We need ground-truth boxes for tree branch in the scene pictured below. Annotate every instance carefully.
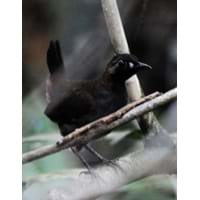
[23,88,177,164]
[101,0,166,134]
[23,133,176,200]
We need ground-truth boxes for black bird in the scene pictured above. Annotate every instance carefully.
[44,40,151,165]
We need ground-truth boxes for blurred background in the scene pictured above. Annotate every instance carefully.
[22,0,177,199]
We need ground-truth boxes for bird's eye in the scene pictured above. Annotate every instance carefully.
[118,60,124,66]
[129,62,134,68]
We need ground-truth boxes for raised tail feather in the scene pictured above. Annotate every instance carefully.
[47,40,63,74]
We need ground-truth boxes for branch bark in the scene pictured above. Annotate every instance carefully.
[23,88,177,164]
[101,0,166,134]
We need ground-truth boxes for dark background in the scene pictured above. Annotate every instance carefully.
[23,0,176,97]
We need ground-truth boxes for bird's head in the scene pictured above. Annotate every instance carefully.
[106,54,151,82]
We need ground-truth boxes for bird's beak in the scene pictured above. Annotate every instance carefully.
[137,62,152,70]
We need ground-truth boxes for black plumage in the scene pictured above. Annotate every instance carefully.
[45,40,151,136]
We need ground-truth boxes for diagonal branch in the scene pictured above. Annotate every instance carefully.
[101,0,166,134]
[23,88,177,164]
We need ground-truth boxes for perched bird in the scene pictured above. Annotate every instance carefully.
[45,40,151,138]
[44,40,151,167]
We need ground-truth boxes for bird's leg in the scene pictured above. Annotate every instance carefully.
[84,144,116,166]
[56,124,93,172]
[84,144,108,162]
[57,124,116,168]
[71,147,92,173]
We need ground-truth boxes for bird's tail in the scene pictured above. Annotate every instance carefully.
[47,40,64,74]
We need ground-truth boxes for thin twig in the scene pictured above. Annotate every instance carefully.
[23,88,177,164]
[101,0,166,134]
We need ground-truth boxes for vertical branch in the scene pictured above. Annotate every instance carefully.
[101,0,166,134]
[101,0,142,101]
[100,0,129,54]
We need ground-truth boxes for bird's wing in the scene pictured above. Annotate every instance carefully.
[44,88,95,123]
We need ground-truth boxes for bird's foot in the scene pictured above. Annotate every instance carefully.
[79,168,93,177]
[101,158,117,166]
[71,147,93,174]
